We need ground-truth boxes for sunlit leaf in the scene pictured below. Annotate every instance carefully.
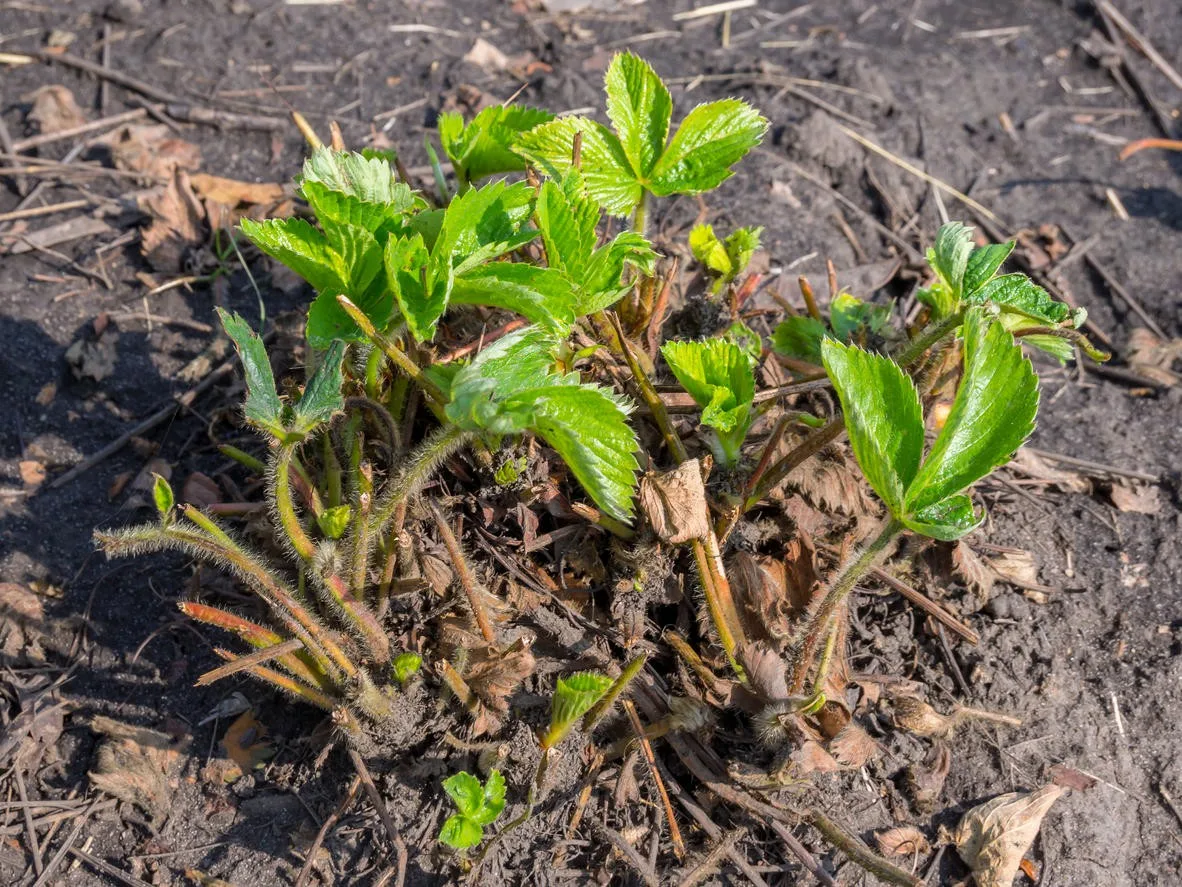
[604,52,673,179]
[648,99,767,196]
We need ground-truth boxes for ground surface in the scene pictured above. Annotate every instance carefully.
[1,0,1180,885]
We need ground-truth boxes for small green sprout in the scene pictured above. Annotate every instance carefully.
[391,651,423,686]
[514,52,767,231]
[689,223,763,296]
[437,105,554,189]
[661,338,757,468]
[541,672,613,750]
[439,769,506,850]
[315,505,352,540]
[151,474,174,519]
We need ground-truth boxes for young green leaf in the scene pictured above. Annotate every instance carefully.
[900,494,982,541]
[439,815,483,850]
[450,263,577,334]
[661,339,755,434]
[928,221,974,297]
[772,315,829,365]
[290,340,347,436]
[443,771,484,817]
[689,224,731,277]
[438,769,506,850]
[820,338,924,516]
[604,52,673,180]
[438,105,555,183]
[238,218,344,297]
[385,234,447,343]
[648,99,767,196]
[152,474,174,517]
[514,117,642,217]
[301,179,419,238]
[316,505,352,539]
[962,240,1014,296]
[967,274,1072,325]
[544,672,613,748]
[301,147,403,204]
[217,309,285,436]
[392,651,423,685]
[904,310,1038,514]
[434,179,536,274]
[724,225,762,273]
[829,293,890,343]
[471,770,506,826]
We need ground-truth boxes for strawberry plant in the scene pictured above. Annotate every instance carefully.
[689,223,763,297]
[439,769,506,850]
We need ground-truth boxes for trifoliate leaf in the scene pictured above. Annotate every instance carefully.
[514,117,642,217]
[968,273,1072,325]
[439,814,483,850]
[439,105,555,183]
[301,179,419,238]
[217,308,284,436]
[547,672,613,745]
[772,315,829,365]
[152,474,174,516]
[443,771,484,817]
[306,223,392,347]
[604,52,673,179]
[471,770,506,826]
[929,221,974,297]
[300,147,402,204]
[901,493,983,541]
[689,223,731,277]
[962,240,1014,296]
[820,338,924,516]
[648,99,767,196]
[290,340,346,435]
[661,339,755,434]
[385,234,448,343]
[238,218,344,297]
[316,505,352,539]
[904,310,1038,514]
[520,382,640,521]
[450,263,577,334]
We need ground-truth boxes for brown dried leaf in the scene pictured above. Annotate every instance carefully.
[904,743,951,814]
[19,460,46,489]
[1109,482,1161,515]
[1126,327,1182,387]
[988,550,1040,588]
[89,716,188,820]
[27,85,87,135]
[785,452,874,516]
[876,826,931,857]
[100,123,202,178]
[138,168,206,271]
[1049,765,1097,792]
[954,784,1067,887]
[221,711,273,773]
[1007,449,1090,494]
[737,642,790,705]
[464,639,536,712]
[827,721,878,768]
[189,173,289,231]
[0,582,46,661]
[640,459,711,544]
[791,740,841,775]
[730,553,795,647]
[182,471,222,509]
[952,541,997,602]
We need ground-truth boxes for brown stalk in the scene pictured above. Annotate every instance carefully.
[212,651,337,711]
[430,501,498,645]
[624,699,686,859]
[319,571,391,664]
[197,638,305,686]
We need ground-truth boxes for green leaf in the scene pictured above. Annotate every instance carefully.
[830,293,891,343]
[579,230,656,314]
[434,179,536,274]
[962,241,1014,296]
[301,179,419,238]
[725,225,762,273]
[450,263,577,334]
[152,474,174,516]
[290,340,346,435]
[316,505,352,539]
[661,339,754,434]
[916,280,958,320]
[445,327,560,433]
[928,221,974,297]
[514,117,642,217]
[441,105,556,182]
[904,310,1038,513]
[301,147,402,204]
[439,815,483,850]
[820,338,924,516]
[648,100,767,196]
[689,224,731,277]
[385,234,447,343]
[900,494,983,541]
[535,176,599,280]
[519,383,640,521]
[305,223,392,348]
[772,315,828,365]
[604,52,673,179]
[549,672,613,738]
[238,218,344,296]
[392,651,423,685]
[723,320,763,364]
[443,771,485,817]
[472,770,506,826]
[968,273,1071,324]
[217,309,284,435]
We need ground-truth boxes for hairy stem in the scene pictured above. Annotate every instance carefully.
[429,501,497,645]
[336,295,446,406]
[632,189,650,237]
[368,424,472,535]
[582,654,647,731]
[790,518,903,692]
[272,443,317,561]
[893,308,965,367]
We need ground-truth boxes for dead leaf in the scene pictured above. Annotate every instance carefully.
[730,553,795,647]
[954,784,1067,887]
[19,460,46,489]
[221,711,273,773]
[26,84,87,135]
[0,687,65,776]
[953,541,997,602]
[640,459,711,544]
[463,638,536,713]
[876,826,931,857]
[988,549,1041,588]
[182,472,222,509]
[462,38,536,76]
[782,449,873,516]
[827,721,878,768]
[189,173,289,231]
[0,583,46,661]
[89,716,188,820]
[99,123,202,179]
[138,168,206,270]
[1007,449,1090,494]
[1049,765,1097,792]
[1126,327,1182,387]
[1109,482,1161,514]
[791,740,841,774]
[904,743,951,814]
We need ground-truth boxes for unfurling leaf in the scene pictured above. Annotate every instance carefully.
[928,221,974,297]
[316,505,352,540]
[648,99,767,196]
[392,651,423,685]
[300,147,405,205]
[689,223,731,278]
[544,672,613,749]
[820,338,923,516]
[152,474,175,517]
[216,309,285,437]
[438,769,506,850]
[954,784,1067,887]
[662,339,756,465]
[443,771,485,817]
[439,105,555,183]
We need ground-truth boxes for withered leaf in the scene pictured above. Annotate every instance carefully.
[138,168,205,271]
[791,740,841,775]
[89,716,188,821]
[100,123,202,179]
[827,721,878,768]
[876,826,931,857]
[904,743,951,814]
[954,784,1067,887]
[1126,326,1182,387]
[784,451,873,516]
[221,710,273,774]
[639,459,711,544]
[730,552,795,647]
[182,471,222,509]
[464,638,536,712]
[1007,449,1090,494]
[27,84,87,135]
[952,540,997,602]
[0,582,46,661]
[1109,482,1161,515]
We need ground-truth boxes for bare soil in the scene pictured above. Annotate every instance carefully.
[2,1,1180,885]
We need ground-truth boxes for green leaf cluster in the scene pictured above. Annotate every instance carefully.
[689,223,762,295]
[543,672,614,749]
[439,769,506,850]
[438,105,555,186]
[821,309,1038,540]
[513,52,767,218]
[772,292,892,367]
[661,338,756,467]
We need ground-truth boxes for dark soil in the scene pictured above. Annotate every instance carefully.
[2,1,1180,885]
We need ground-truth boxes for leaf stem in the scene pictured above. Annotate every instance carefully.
[429,501,498,646]
[893,308,965,367]
[631,190,650,237]
[336,295,447,406]
[790,517,903,692]
[272,443,317,562]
